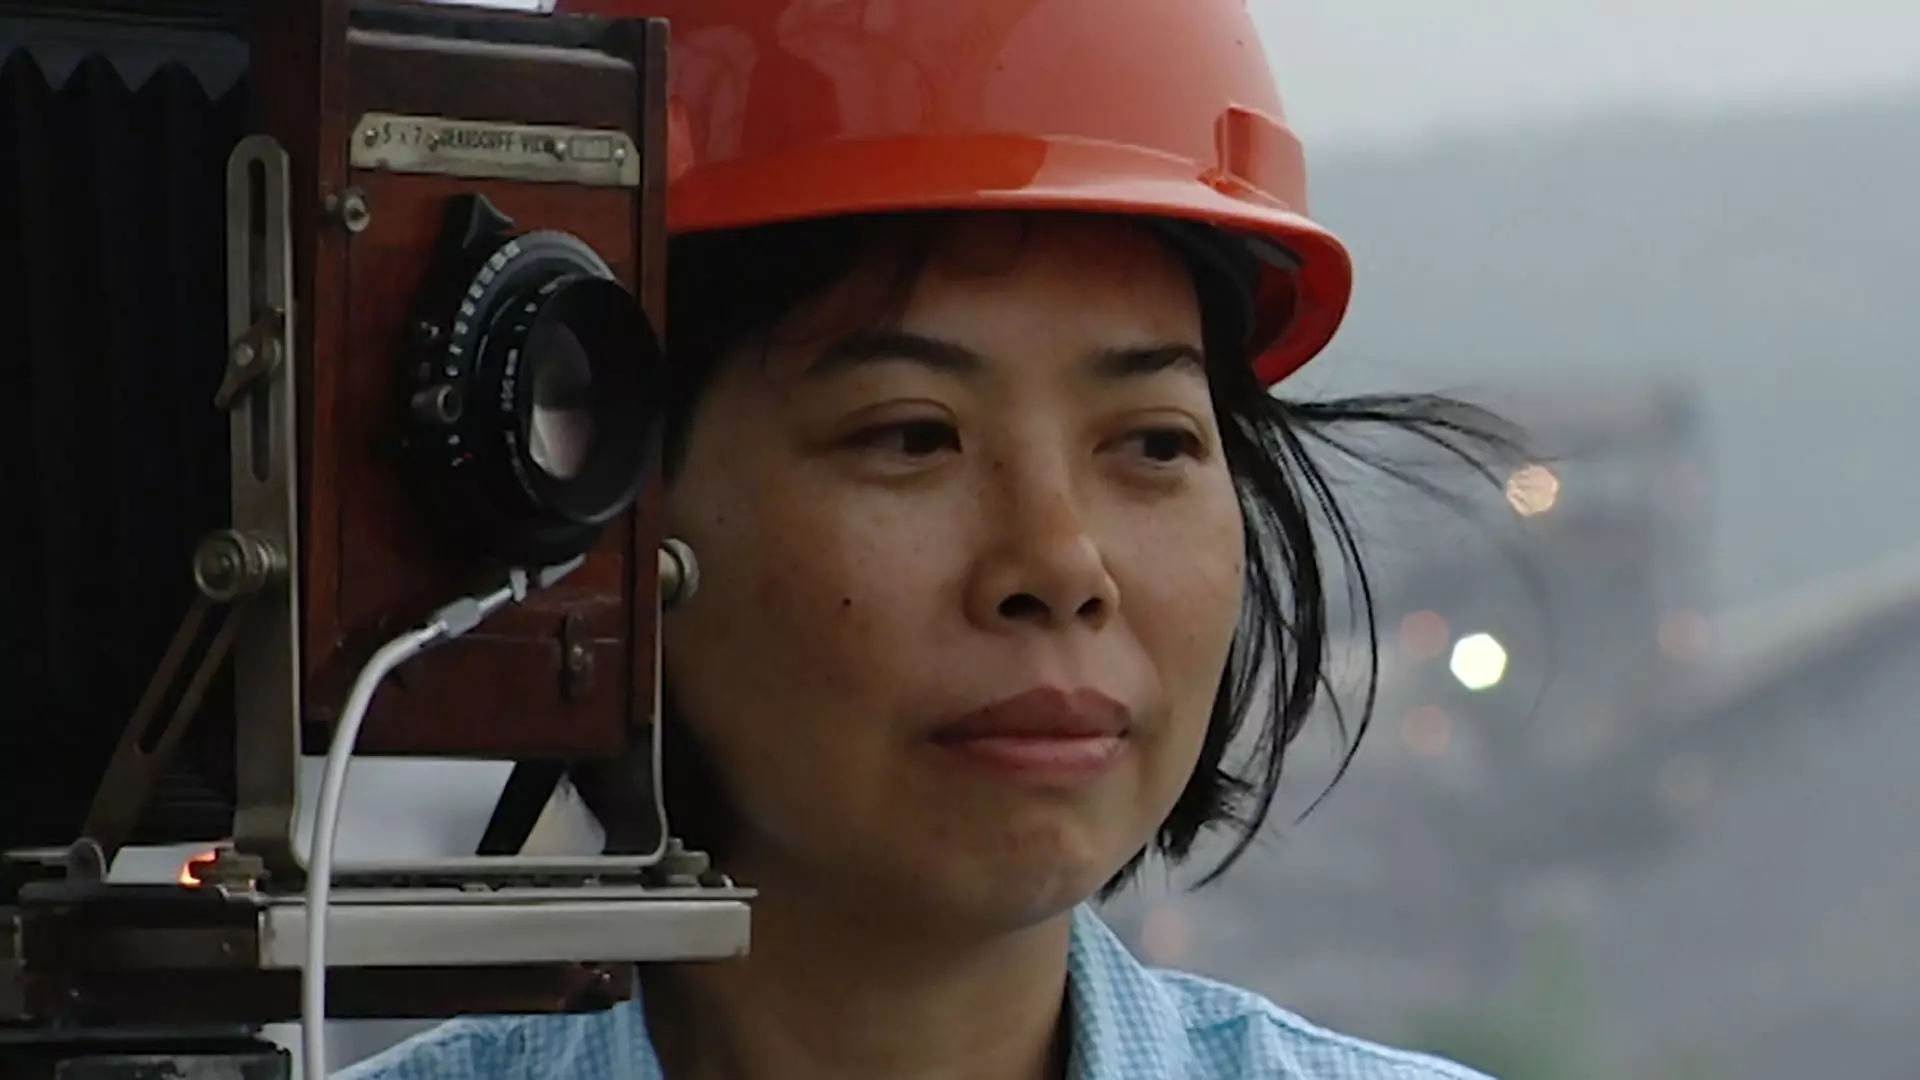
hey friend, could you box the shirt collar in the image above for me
[1064,904,1194,1080]
[624,904,1186,1080]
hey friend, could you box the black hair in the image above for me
[645,210,1520,895]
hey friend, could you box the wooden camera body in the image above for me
[201,0,687,876]
[1,0,749,1040]
[283,2,667,759]
[0,1,680,863]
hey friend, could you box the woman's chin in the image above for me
[878,838,1133,936]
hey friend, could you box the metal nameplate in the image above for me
[350,112,641,188]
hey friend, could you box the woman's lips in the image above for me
[930,687,1131,782]
[934,732,1127,781]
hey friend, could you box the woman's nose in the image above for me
[964,489,1120,635]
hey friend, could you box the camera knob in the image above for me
[411,384,464,427]
[659,538,699,609]
[193,529,288,603]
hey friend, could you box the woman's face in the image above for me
[663,214,1246,932]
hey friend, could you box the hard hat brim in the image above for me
[669,133,1353,388]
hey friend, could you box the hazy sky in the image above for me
[1251,0,1920,148]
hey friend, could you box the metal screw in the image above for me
[232,341,256,368]
[325,189,371,232]
[339,190,371,233]
[362,127,379,147]
[614,146,628,164]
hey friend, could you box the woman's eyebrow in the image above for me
[1089,343,1206,379]
[800,333,1205,381]
[803,330,983,379]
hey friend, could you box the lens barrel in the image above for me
[403,194,659,565]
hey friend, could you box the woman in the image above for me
[339,0,1508,1077]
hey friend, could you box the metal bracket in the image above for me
[77,530,288,865]
[220,136,306,882]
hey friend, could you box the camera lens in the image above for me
[404,200,660,566]
[494,271,654,532]
[526,321,595,482]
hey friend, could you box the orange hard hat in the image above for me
[559,0,1353,386]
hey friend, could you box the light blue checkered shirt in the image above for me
[333,905,1491,1079]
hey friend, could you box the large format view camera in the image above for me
[0,0,749,1075]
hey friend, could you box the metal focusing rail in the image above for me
[0,133,750,1043]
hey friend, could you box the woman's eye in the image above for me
[848,419,962,458]
[1127,426,1204,464]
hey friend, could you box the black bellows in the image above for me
[0,46,247,851]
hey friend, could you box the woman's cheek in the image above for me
[745,483,961,677]
[1111,485,1244,694]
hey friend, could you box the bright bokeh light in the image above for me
[1505,463,1562,516]
[1449,633,1509,691]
